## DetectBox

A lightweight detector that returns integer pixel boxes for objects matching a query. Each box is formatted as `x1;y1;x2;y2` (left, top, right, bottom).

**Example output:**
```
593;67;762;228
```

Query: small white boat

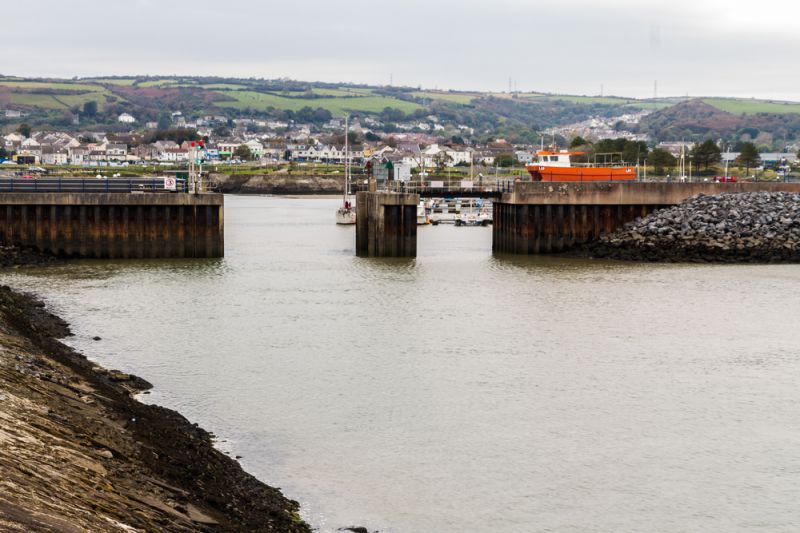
417;202;430;225
455;199;492;226
336;116;356;225
336;203;356;224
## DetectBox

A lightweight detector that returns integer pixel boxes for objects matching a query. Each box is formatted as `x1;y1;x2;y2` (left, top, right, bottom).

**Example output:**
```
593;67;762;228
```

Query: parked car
714;176;737;183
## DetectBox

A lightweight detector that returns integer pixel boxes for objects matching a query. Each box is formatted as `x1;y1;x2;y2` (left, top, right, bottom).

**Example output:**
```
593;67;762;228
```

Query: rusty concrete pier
0;193;224;258
356;192;418;257
493;182;800;254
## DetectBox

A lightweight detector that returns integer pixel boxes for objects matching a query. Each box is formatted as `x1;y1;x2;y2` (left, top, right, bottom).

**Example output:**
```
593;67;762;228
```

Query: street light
723;144;729;180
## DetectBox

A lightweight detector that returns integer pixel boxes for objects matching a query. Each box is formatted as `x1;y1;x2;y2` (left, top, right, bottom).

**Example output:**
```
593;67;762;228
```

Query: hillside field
214;91;423;115
703;98;800;115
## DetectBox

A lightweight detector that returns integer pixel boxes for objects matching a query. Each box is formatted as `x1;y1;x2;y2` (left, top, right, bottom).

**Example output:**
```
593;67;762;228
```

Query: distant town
2;75;800;180
2;110;798;181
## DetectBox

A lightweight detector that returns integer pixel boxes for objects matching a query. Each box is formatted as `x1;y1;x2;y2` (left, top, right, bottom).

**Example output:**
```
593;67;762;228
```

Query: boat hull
336;208;356;225
527;165;636;182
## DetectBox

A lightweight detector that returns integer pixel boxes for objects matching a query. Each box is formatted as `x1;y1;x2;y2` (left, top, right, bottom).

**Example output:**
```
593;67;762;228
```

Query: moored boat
417;201;430;225
526;150;636;182
336;117;357;225
336;201;356;224
455;199;491;226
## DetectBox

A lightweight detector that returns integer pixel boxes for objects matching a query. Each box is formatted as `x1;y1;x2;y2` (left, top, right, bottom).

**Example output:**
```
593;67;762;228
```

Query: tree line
570;137;764;175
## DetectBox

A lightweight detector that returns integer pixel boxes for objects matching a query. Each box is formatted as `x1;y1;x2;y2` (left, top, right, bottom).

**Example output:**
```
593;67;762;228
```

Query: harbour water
4;195;800;532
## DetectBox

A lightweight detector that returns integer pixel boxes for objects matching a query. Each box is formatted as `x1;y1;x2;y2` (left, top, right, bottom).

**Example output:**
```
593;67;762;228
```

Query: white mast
344;115;349;202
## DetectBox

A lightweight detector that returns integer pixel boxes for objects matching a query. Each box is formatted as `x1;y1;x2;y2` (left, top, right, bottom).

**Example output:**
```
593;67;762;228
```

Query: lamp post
723;144;729;181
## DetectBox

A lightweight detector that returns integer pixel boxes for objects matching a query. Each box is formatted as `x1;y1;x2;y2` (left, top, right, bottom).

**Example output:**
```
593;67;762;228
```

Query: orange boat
526;150;636;182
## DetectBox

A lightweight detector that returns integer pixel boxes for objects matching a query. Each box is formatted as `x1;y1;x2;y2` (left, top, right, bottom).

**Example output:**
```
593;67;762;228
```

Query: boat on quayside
526;150;636;182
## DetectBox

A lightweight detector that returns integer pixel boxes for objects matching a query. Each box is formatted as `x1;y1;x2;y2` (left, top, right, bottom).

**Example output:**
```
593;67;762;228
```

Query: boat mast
344;115;349;201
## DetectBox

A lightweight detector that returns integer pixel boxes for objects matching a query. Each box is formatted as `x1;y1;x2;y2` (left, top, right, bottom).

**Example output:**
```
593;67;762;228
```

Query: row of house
2;127;526;168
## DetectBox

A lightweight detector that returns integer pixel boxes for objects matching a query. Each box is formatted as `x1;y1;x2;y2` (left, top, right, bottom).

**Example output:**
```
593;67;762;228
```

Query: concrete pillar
356;191;418;257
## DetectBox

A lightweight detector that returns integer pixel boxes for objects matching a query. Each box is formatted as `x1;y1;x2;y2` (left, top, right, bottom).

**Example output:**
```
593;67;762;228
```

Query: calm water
4;195;800;532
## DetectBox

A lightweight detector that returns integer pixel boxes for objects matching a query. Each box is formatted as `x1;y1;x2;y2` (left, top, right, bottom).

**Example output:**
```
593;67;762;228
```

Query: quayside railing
375;179;516;197
0;178;189;193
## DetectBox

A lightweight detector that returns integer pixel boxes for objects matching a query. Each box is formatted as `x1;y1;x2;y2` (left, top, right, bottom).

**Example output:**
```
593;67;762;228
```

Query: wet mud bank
0;280;310;532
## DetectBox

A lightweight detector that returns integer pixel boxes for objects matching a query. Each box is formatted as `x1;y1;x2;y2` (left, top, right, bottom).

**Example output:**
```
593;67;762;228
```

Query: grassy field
623;101;674;110
485;92;677;109
216;91;423;115
8;94;66;109
488;92;546;100
703;98;800;115
541;95;635;105
201;83;250;90
9;90;113;110
343;88;374;95
311;87;371;97
55;92;114;109
0;80;102;91
84;78;138;86
411;91;476;105
136;79;180;88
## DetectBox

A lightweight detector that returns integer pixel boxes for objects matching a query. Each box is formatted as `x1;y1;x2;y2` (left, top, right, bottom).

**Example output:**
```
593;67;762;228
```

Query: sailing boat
336;116;357;225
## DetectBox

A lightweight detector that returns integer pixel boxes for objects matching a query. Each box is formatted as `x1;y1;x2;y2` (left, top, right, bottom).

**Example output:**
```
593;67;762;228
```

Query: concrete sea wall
0;193;224;258
493;182;800;254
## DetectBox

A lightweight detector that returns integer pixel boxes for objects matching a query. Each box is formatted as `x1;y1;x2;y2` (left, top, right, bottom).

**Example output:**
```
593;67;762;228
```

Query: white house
217;142;241;157
444;148;471;166
244;140;264;158
68;145;90;165
160;148;189;162
104;143;128;161
418;144;471;168
118;113;136;124
515;150;535;164
40;146;69;165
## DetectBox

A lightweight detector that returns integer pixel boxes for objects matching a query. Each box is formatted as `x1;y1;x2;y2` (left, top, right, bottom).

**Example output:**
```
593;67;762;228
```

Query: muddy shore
0;255;311;531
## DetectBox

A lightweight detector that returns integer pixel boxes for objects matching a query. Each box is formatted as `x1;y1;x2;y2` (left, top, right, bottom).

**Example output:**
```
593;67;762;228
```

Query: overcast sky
3;0;799;100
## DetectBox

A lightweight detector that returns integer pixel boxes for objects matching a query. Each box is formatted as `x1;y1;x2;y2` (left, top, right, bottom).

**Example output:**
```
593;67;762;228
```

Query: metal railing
381;179;516;196
0;178;189;193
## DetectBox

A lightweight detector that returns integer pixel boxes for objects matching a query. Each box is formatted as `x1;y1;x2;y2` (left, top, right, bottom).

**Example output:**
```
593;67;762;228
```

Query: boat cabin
535;150;583;168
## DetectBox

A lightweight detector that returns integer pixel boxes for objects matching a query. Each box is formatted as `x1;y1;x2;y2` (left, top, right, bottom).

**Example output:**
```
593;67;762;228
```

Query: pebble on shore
587;192;800;263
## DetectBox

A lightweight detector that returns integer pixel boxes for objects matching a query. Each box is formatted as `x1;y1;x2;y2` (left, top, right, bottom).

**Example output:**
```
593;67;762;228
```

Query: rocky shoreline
0;245;61;269
210;173;346;195
0;250;311;531
583;192;800;263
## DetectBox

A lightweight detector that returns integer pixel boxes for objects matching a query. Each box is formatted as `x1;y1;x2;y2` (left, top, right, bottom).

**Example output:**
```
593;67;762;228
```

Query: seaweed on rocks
0;244;60;268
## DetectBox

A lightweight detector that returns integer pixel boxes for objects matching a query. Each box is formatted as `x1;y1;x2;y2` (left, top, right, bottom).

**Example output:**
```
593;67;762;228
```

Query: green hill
2;75;800;146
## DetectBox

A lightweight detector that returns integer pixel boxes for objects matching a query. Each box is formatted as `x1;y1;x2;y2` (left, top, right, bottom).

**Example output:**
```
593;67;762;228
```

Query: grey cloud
1;0;799;100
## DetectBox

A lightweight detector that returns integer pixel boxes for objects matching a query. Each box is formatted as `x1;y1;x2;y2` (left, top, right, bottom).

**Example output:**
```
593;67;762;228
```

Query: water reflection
352;257;418;280
17;258;227;281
